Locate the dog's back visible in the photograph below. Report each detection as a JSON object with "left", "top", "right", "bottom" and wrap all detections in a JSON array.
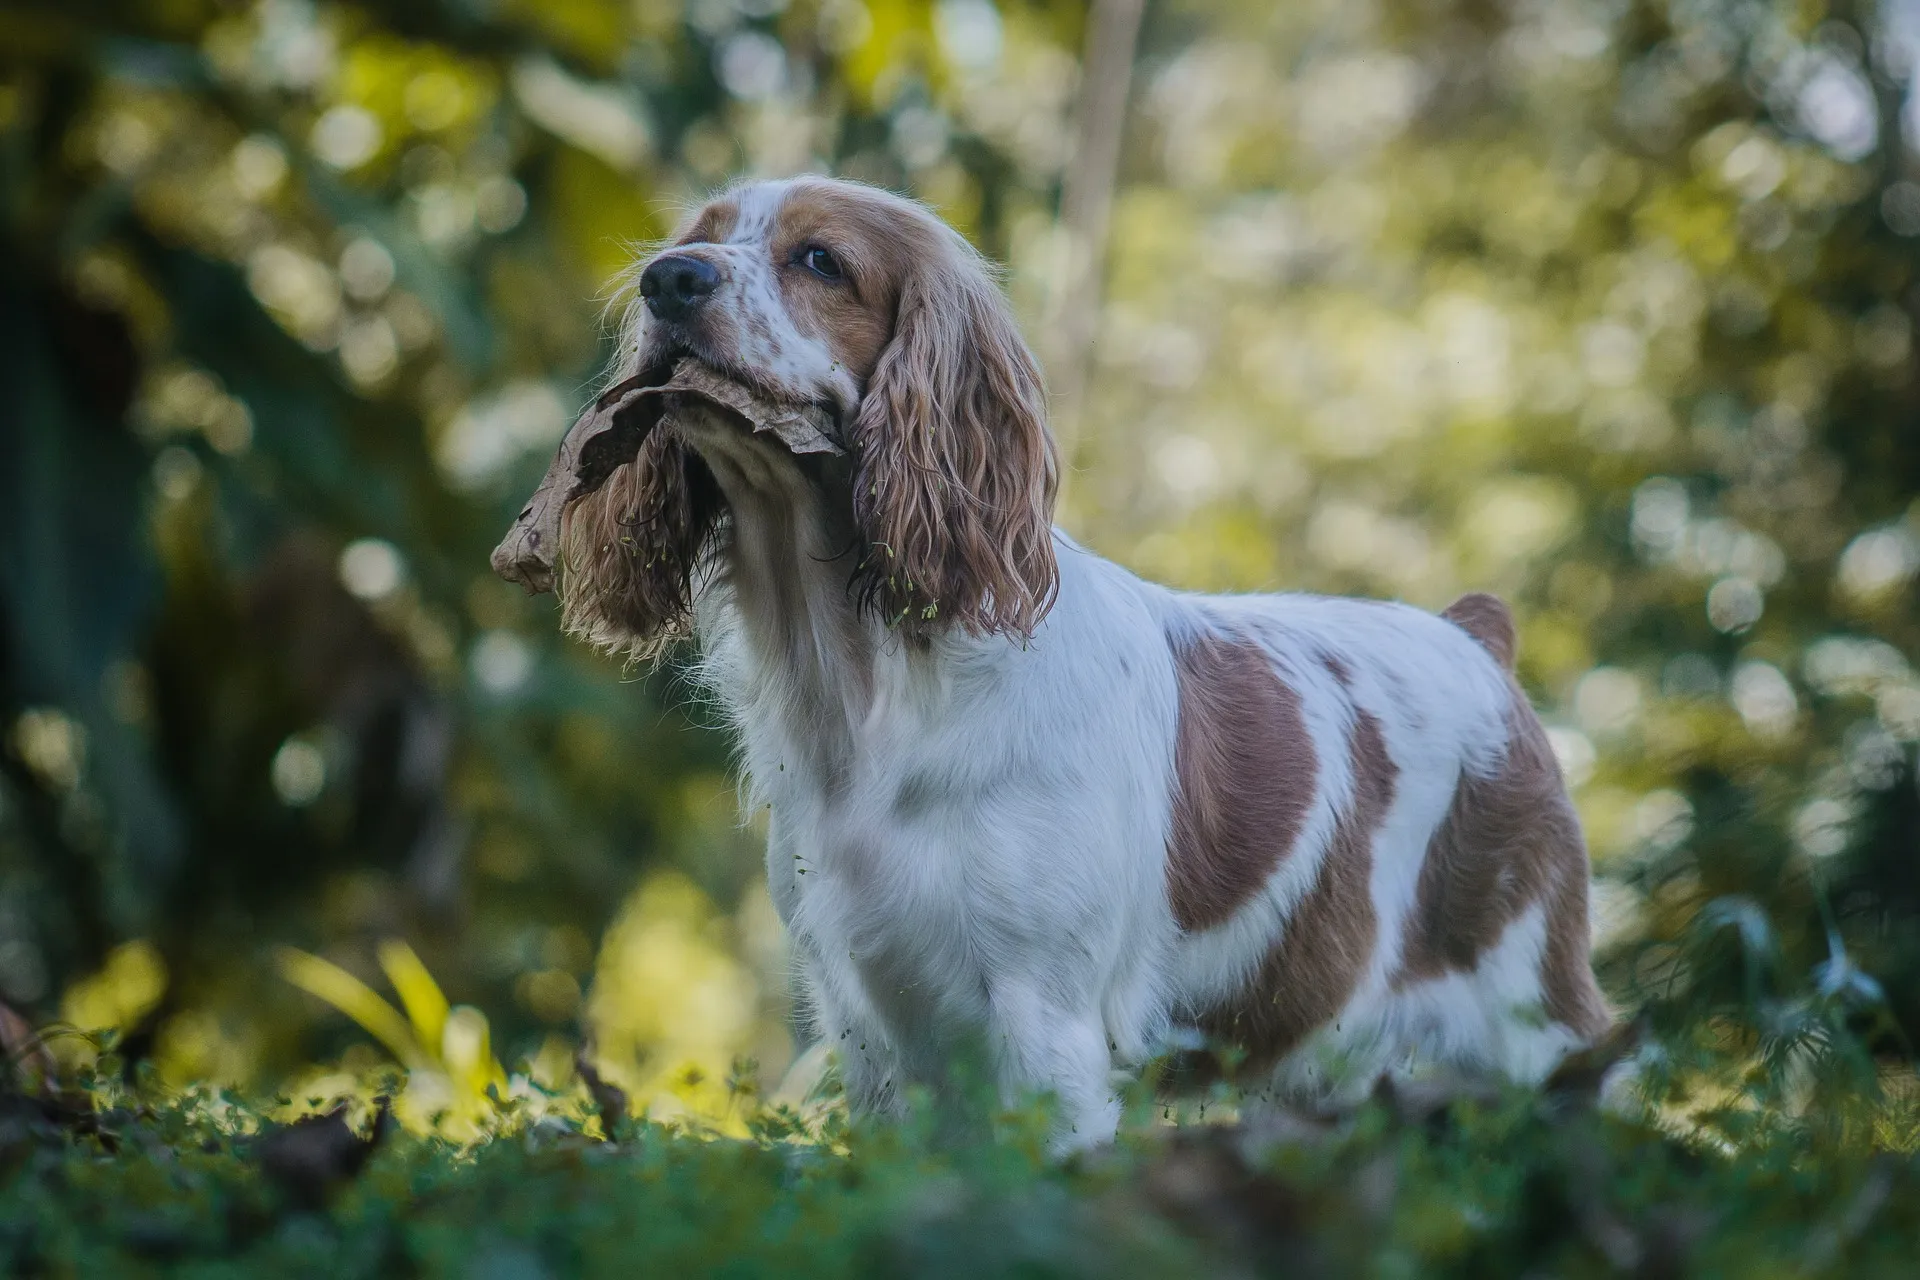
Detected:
[{"left": 1151, "top": 582, "right": 1609, "bottom": 1102}]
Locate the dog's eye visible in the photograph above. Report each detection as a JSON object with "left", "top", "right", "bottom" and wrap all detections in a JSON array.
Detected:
[{"left": 802, "top": 246, "right": 842, "bottom": 280}]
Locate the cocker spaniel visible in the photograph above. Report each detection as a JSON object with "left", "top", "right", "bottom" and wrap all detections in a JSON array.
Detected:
[{"left": 493, "top": 177, "right": 1609, "bottom": 1148}]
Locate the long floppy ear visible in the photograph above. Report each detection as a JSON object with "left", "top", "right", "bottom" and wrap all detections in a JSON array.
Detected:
[
  {"left": 558, "top": 426, "right": 722, "bottom": 660},
  {"left": 849, "top": 236, "right": 1060, "bottom": 640}
]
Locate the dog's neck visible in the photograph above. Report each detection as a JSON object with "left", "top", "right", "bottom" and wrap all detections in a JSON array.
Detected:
[{"left": 681, "top": 423, "right": 888, "bottom": 787}]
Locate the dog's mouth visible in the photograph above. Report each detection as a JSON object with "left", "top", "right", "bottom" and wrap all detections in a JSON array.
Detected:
[
  {"left": 642, "top": 338, "right": 849, "bottom": 436},
  {"left": 488, "top": 350, "right": 844, "bottom": 595}
]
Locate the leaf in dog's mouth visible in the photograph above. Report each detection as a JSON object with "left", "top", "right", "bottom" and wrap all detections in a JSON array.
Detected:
[
  {"left": 655, "top": 360, "right": 844, "bottom": 457},
  {"left": 488, "top": 359, "right": 840, "bottom": 594}
]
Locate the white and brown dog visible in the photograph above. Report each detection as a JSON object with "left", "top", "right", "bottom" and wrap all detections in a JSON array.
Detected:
[{"left": 496, "top": 177, "right": 1609, "bottom": 1147}]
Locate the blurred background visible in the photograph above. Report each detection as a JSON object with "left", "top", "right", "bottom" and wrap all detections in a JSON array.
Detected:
[{"left": 2, "top": 0, "right": 1918, "bottom": 1120}]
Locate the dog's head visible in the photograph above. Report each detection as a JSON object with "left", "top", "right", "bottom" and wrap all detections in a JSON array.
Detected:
[{"left": 556, "top": 177, "right": 1060, "bottom": 656}]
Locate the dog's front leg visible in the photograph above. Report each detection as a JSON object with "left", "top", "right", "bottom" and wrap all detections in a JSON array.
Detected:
[
  {"left": 794, "top": 946, "right": 908, "bottom": 1120},
  {"left": 986, "top": 984, "right": 1120, "bottom": 1154},
  {"left": 835, "top": 1027, "right": 907, "bottom": 1119}
]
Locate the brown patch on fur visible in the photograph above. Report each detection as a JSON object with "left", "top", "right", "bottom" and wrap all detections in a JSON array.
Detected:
[
  {"left": 1165, "top": 633, "right": 1318, "bottom": 932},
  {"left": 1390, "top": 689, "right": 1609, "bottom": 1039},
  {"left": 1321, "top": 652, "right": 1354, "bottom": 687},
  {"left": 675, "top": 199, "right": 738, "bottom": 247},
  {"left": 1196, "top": 710, "right": 1397, "bottom": 1073},
  {"left": 770, "top": 183, "right": 916, "bottom": 383},
  {"left": 1442, "top": 592, "right": 1517, "bottom": 670},
  {"left": 557, "top": 425, "right": 724, "bottom": 658},
  {"left": 1540, "top": 856, "right": 1611, "bottom": 1037}
]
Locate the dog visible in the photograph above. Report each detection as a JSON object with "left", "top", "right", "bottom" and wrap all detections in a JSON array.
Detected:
[{"left": 495, "top": 176, "right": 1610, "bottom": 1148}]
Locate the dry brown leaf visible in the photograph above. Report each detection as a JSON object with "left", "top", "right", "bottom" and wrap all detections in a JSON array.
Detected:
[{"left": 491, "top": 359, "right": 838, "bottom": 594}]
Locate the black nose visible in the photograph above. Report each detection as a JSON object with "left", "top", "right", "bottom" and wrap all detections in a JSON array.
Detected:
[{"left": 639, "top": 254, "right": 719, "bottom": 322}]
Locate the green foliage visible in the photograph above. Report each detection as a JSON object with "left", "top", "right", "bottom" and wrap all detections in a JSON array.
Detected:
[
  {"left": 1072, "top": 0, "right": 1920, "bottom": 1097},
  {"left": 6, "top": 1072, "right": 1920, "bottom": 1277},
  {"left": 0, "top": 0, "right": 1076, "bottom": 1083}
]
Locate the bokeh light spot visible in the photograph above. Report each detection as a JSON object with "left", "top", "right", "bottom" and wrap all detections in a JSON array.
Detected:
[{"left": 339, "top": 537, "right": 406, "bottom": 600}]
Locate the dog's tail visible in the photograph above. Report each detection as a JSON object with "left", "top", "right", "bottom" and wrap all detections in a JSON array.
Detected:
[{"left": 1442, "top": 592, "right": 1517, "bottom": 671}]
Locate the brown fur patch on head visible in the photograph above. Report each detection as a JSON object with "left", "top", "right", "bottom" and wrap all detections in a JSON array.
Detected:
[
  {"left": 675, "top": 198, "right": 739, "bottom": 247},
  {"left": 1442, "top": 592, "right": 1517, "bottom": 670},
  {"left": 1391, "top": 687, "right": 1609, "bottom": 1039},
  {"left": 779, "top": 185, "right": 1059, "bottom": 640},
  {"left": 1166, "top": 632, "right": 1318, "bottom": 932},
  {"left": 769, "top": 181, "right": 919, "bottom": 384},
  {"left": 1196, "top": 709, "right": 1397, "bottom": 1074},
  {"left": 557, "top": 426, "right": 724, "bottom": 660}
]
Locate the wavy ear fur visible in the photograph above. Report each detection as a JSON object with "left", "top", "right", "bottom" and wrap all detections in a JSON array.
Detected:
[
  {"left": 558, "top": 426, "right": 722, "bottom": 660},
  {"left": 850, "top": 233, "right": 1060, "bottom": 641}
]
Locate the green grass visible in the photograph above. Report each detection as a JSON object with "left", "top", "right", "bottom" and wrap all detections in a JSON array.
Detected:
[{"left": 6, "top": 1065, "right": 1920, "bottom": 1279}]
